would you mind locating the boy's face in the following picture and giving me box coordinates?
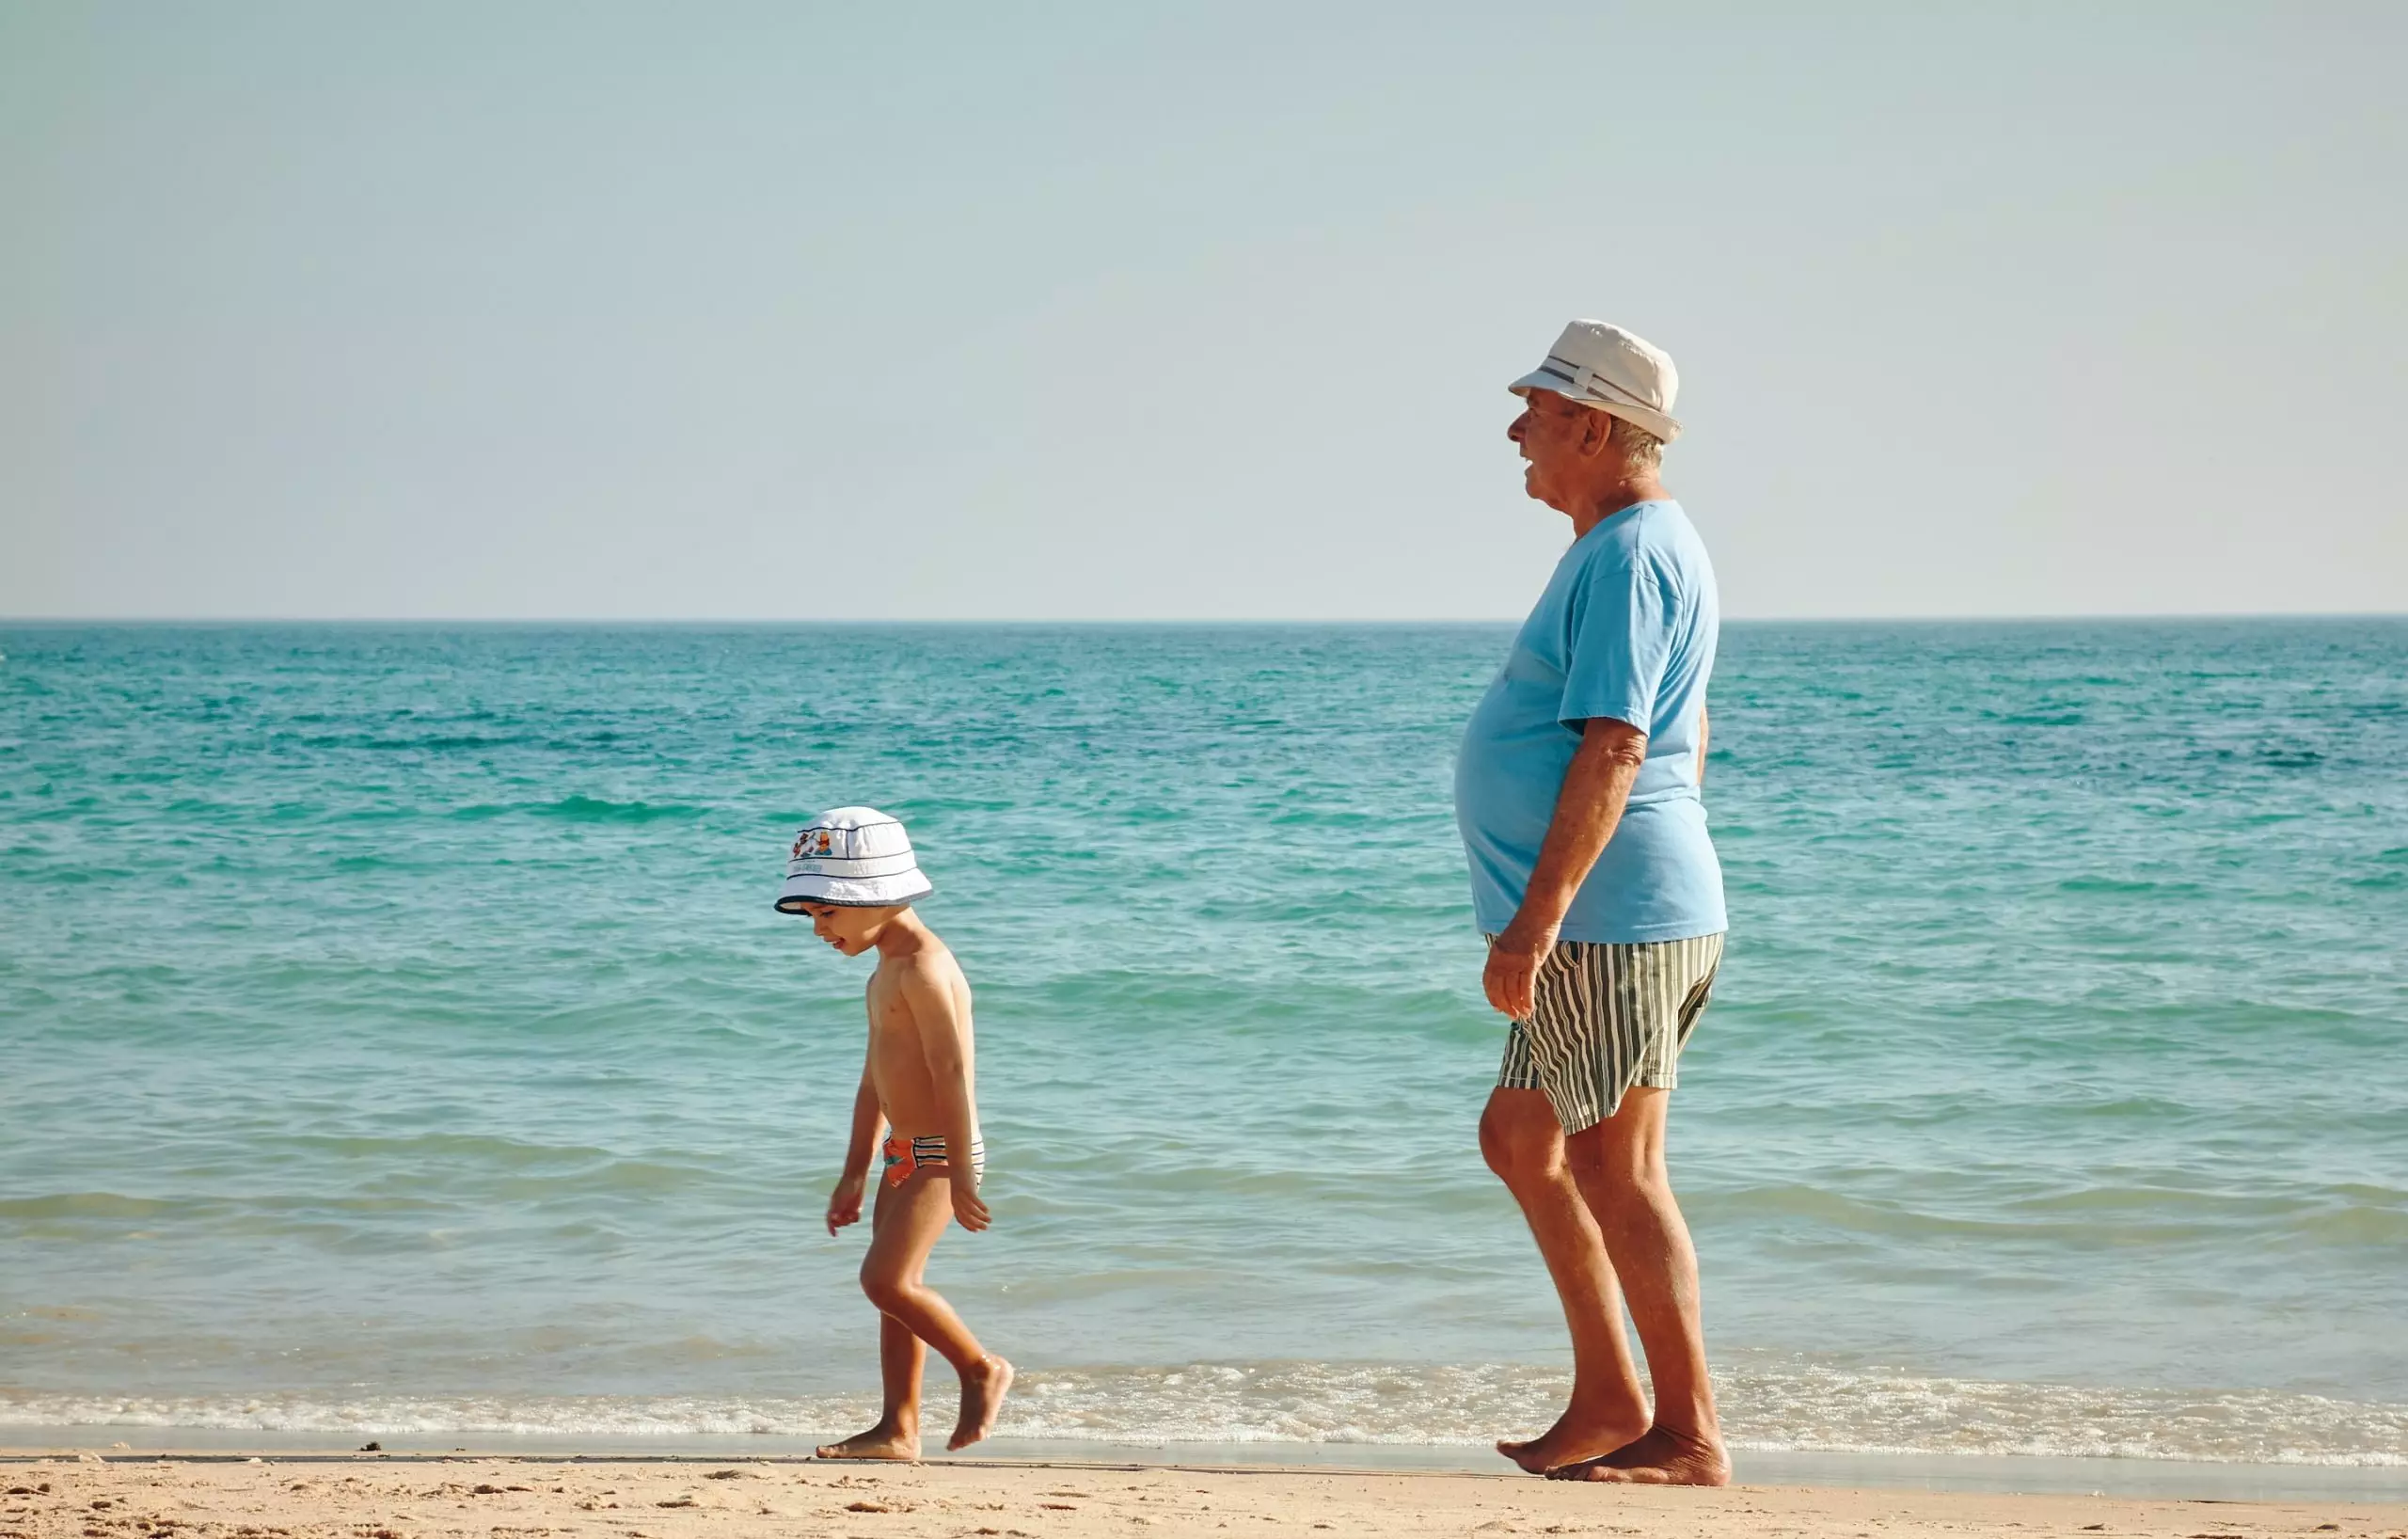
[797,901,897,956]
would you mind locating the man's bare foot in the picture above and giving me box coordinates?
[1495,1404,1651,1474]
[814,1424,920,1461]
[946,1355,1013,1452]
[1546,1424,1730,1485]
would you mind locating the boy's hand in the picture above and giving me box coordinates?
[950,1179,991,1233]
[826,1173,866,1236]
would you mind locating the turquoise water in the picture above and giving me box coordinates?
[2,620,2403,1465]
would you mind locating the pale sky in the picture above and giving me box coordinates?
[5,3,2403,621]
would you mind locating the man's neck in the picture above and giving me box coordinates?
[1567,477,1668,540]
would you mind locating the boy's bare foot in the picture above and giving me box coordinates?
[1496,1403,1651,1474]
[814,1424,920,1461]
[1545,1425,1730,1485]
[946,1355,1013,1452]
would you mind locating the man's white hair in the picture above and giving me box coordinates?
[1608,413,1664,472]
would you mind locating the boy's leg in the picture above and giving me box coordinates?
[817,1180,927,1460]
[859,1167,1014,1452]
[878,1312,926,1433]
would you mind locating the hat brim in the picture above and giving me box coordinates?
[1508,370,1682,442]
[775,870,933,912]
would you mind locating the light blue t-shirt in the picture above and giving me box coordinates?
[1454,500,1725,944]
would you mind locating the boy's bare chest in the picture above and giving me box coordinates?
[864,976,910,1043]
[863,976,928,1086]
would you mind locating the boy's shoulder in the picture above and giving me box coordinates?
[877,929,969,989]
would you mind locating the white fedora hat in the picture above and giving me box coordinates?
[775,806,934,912]
[1508,319,1683,442]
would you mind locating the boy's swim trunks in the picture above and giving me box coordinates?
[881,1133,988,1188]
[1491,932,1724,1134]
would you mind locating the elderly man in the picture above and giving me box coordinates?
[1455,320,1729,1486]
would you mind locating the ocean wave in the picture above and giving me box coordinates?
[289,734,525,753]
[4,1363,2401,1467]
[447,796,710,823]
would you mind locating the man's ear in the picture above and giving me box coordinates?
[1577,406,1615,458]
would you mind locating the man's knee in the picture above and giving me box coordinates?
[1570,1089,1671,1189]
[1564,1124,1654,1202]
[1480,1094,1562,1187]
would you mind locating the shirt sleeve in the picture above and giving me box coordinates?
[1558,550,1671,735]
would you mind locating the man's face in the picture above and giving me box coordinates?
[1506,389,1604,513]
[798,901,891,956]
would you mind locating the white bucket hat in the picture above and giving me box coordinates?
[1508,319,1683,442]
[774,806,934,912]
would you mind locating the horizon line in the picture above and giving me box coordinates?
[3,611,2405,627]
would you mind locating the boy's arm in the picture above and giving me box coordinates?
[841,1057,885,1180]
[826,1046,885,1235]
[902,961,990,1233]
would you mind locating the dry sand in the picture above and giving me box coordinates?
[3,1453,2404,1539]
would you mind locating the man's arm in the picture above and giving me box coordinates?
[902,962,990,1232]
[1482,716,1649,1021]
[1698,704,1709,786]
[826,1045,885,1235]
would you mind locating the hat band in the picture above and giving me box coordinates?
[1535,355,1663,415]
[1519,357,1682,440]
[788,850,920,879]
[776,867,934,912]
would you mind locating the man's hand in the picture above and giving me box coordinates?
[950,1179,991,1234]
[1481,718,1645,1020]
[1484,912,1560,1020]
[825,1172,866,1236]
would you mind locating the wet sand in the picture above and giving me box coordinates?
[2,1452,2401,1539]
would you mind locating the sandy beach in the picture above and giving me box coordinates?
[2,1454,2400,1539]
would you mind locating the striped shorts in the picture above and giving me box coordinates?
[1493,932,1726,1134]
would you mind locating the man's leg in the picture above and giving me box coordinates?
[1480,1087,1652,1472]
[1551,1087,1728,1485]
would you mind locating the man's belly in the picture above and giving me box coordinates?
[1557,797,1725,944]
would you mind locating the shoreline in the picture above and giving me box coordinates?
[4,1436,2401,1503]
[0,1452,2400,1539]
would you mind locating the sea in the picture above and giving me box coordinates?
[2,620,2403,1480]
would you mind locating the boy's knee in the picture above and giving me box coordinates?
[859,1267,911,1317]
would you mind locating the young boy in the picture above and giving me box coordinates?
[775,805,1012,1459]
